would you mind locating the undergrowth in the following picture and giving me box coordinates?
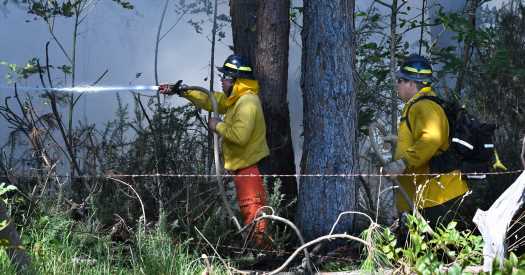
[0,211,229,275]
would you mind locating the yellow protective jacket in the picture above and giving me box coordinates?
[395,87,469,211]
[183,78,270,171]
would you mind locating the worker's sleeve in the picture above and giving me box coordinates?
[183,90,228,114]
[402,103,447,169]
[215,99,256,146]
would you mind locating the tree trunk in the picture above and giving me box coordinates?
[389,0,399,149]
[254,0,297,211]
[230,0,257,65]
[298,0,358,241]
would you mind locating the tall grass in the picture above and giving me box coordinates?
[0,213,229,275]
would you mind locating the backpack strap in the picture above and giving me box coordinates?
[403,95,444,132]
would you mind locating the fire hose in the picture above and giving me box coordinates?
[183,86,243,232]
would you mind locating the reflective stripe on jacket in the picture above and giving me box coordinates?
[395,87,469,211]
[183,78,270,171]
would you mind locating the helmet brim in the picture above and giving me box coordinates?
[396,70,434,83]
[217,66,227,74]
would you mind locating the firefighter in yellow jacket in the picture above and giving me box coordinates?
[159,54,270,246]
[384,54,469,228]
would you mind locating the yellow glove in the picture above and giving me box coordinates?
[492,150,507,171]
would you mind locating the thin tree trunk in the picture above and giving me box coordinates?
[255,0,297,211]
[155,0,170,103]
[298,0,358,241]
[419,0,426,55]
[389,0,399,152]
[208,0,218,177]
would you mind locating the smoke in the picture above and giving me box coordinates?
[0,0,232,144]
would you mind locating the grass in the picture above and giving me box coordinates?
[0,212,230,275]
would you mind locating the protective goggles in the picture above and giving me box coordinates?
[220,74,235,81]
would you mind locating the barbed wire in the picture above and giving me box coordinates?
[4,169,524,180]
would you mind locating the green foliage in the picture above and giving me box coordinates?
[360,226,399,271]
[25,0,132,20]
[180,0,230,41]
[431,2,525,208]
[263,178,295,251]
[0,58,44,83]
[491,252,525,275]
[362,214,483,274]
[353,2,415,135]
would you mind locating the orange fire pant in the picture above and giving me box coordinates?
[233,165,268,246]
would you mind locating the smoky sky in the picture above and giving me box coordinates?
[0,0,232,143]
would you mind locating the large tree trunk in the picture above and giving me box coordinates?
[230,0,257,65]
[230,0,297,208]
[254,0,297,211]
[298,0,358,241]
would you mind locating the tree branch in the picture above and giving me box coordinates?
[91,69,109,85]
[374,0,392,9]
[106,177,147,229]
[268,234,370,275]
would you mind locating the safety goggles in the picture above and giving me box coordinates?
[220,74,234,81]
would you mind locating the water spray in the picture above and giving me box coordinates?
[0,85,161,94]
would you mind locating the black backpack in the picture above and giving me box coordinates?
[405,96,497,176]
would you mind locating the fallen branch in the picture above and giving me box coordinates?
[266,234,369,275]
[250,211,313,273]
[329,211,375,235]
[106,177,146,229]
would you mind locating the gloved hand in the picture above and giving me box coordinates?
[208,117,222,132]
[383,159,407,178]
[158,80,187,96]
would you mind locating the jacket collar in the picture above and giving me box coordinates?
[406,86,435,105]
[225,78,260,107]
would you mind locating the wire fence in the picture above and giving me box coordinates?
[4,169,524,180]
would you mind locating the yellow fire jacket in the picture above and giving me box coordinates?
[395,87,469,211]
[183,78,270,171]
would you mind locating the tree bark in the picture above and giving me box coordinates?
[230,0,257,65]
[298,0,358,241]
[254,0,297,211]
